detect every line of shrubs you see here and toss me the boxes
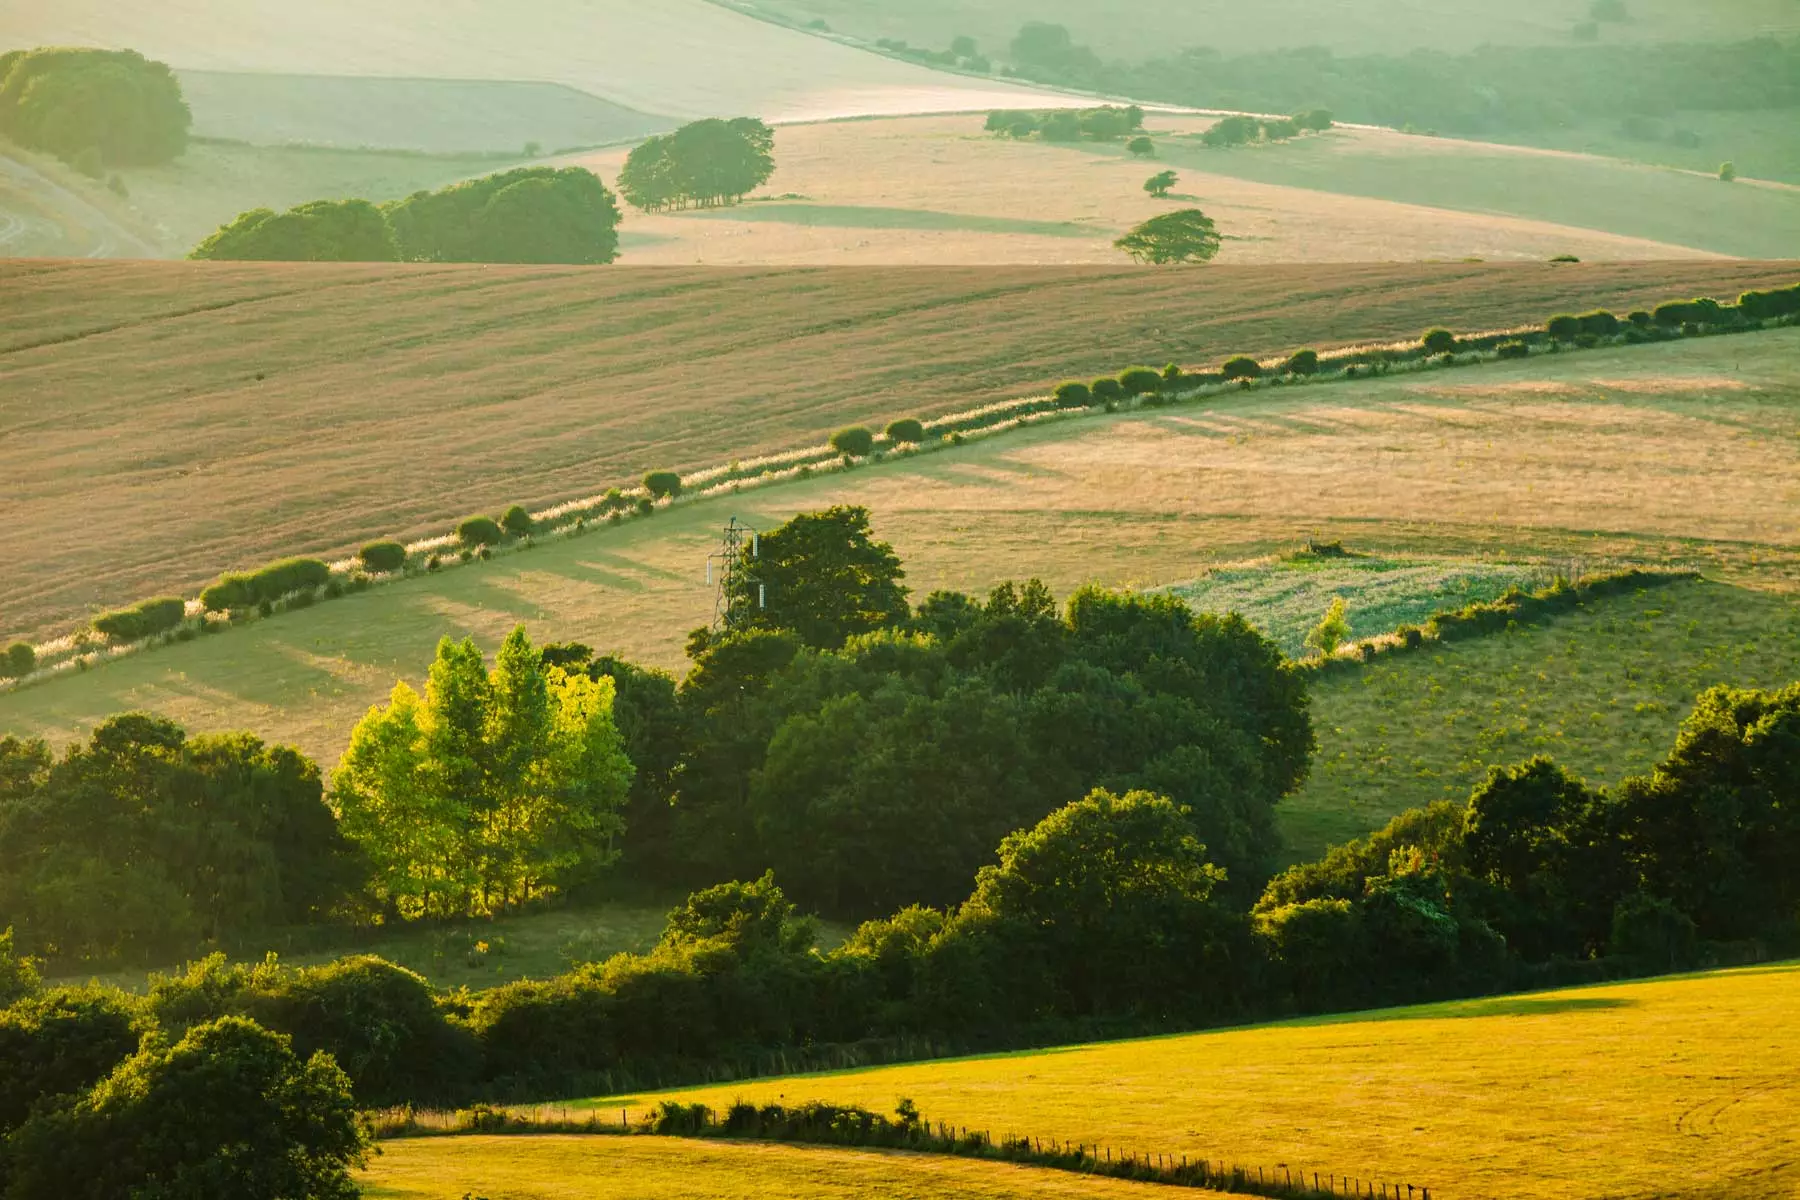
[198,557,333,612]
[91,596,186,642]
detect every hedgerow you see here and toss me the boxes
[92,597,185,641]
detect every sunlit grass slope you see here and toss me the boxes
[3,327,1796,787]
[580,963,1800,1200]
[1283,579,1800,858]
[5,257,1795,642]
[361,1135,1178,1200]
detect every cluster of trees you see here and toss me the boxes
[0,48,189,173]
[334,628,633,919]
[617,118,776,211]
[995,22,1800,136]
[1201,111,1333,147]
[876,33,991,73]
[0,716,365,964]
[191,166,622,264]
[983,105,1144,142]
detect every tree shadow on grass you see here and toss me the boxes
[1295,995,1638,1028]
[682,203,1102,240]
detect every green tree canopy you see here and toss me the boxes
[1143,169,1178,197]
[1114,209,1222,264]
[724,506,909,648]
[618,117,775,211]
[0,48,189,167]
[190,199,399,262]
[332,626,633,918]
[3,1015,369,1200]
[385,166,622,263]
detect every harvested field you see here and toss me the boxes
[3,325,1796,781]
[572,114,1746,265]
[579,963,1800,1200]
[3,257,1795,643]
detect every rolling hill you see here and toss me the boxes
[4,258,1795,644]
[568,962,1800,1200]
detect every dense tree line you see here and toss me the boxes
[999,24,1800,135]
[191,166,622,264]
[618,118,775,211]
[0,48,189,171]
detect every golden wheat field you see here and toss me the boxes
[0,0,1070,122]
[361,1136,1177,1200]
[572,114,1776,265]
[566,963,1800,1200]
[4,257,1795,643]
[3,325,1797,774]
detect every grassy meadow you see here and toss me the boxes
[1285,578,1800,857]
[733,0,1800,60]
[0,0,1071,123]
[362,1136,1174,1200]
[8,257,1792,642]
[1494,109,1800,187]
[176,73,670,155]
[569,963,1800,1200]
[3,324,1797,812]
[571,113,1743,265]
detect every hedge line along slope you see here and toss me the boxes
[3,257,1798,642]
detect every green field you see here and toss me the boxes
[728,0,1800,60]
[364,1135,1172,1200]
[4,325,1797,858]
[177,72,672,155]
[1493,108,1800,187]
[564,963,1800,1200]
[1283,578,1800,858]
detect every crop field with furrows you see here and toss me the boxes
[0,0,1074,123]
[361,1135,1187,1200]
[175,72,673,155]
[726,0,1800,60]
[1283,577,1800,858]
[570,114,1748,265]
[3,323,1796,795]
[5,257,1795,643]
[565,963,1800,1200]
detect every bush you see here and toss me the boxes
[457,515,504,547]
[1421,328,1457,355]
[358,541,407,573]
[1118,366,1163,395]
[199,558,330,611]
[1627,310,1653,327]
[883,418,926,444]
[1052,381,1093,408]
[2,641,35,679]
[1718,161,1736,182]
[200,574,253,612]
[830,427,876,457]
[1221,355,1262,380]
[1091,377,1124,401]
[1127,135,1154,156]
[500,504,535,537]
[1495,340,1531,360]
[1545,313,1582,340]
[1577,310,1620,336]
[635,497,655,516]
[1284,348,1320,375]
[92,597,185,642]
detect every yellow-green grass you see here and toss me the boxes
[732,0,1800,60]
[1283,578,1800,859]
[0,0,1071,124]
[4,326,1798,787]
[1108,120,1800,261]
[568,113,1738,265]
[176,73,671,156]
[576,963,1800,1200]
[1493,108,1800,187]
[361,1135,1175,1200]
[12,258,1794,643]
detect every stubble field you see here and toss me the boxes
[4,257,1795,644]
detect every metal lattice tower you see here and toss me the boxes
[706,516,762,631]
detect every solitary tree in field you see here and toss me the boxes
[1128,135,1155,157]
[1305,597,1352,659]
[1143,169,1178,197]
[1114,208,1220,264]
[1718,161,1737,182]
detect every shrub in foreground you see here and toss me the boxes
[883,418,926,444]
[457,515,504,547]
[643,471,683,499]
[830,426,876,457]
[357,541,407,573]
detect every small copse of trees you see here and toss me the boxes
[618,118,776,211]
[0,48,190,170]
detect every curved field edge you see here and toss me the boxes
[566,962,1800,1200]
[360,1134,1204,1200]
[4,257,1797,641]
[2,325,1796,779]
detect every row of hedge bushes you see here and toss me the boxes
[92,596,185,642]
[199,557,332,612]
